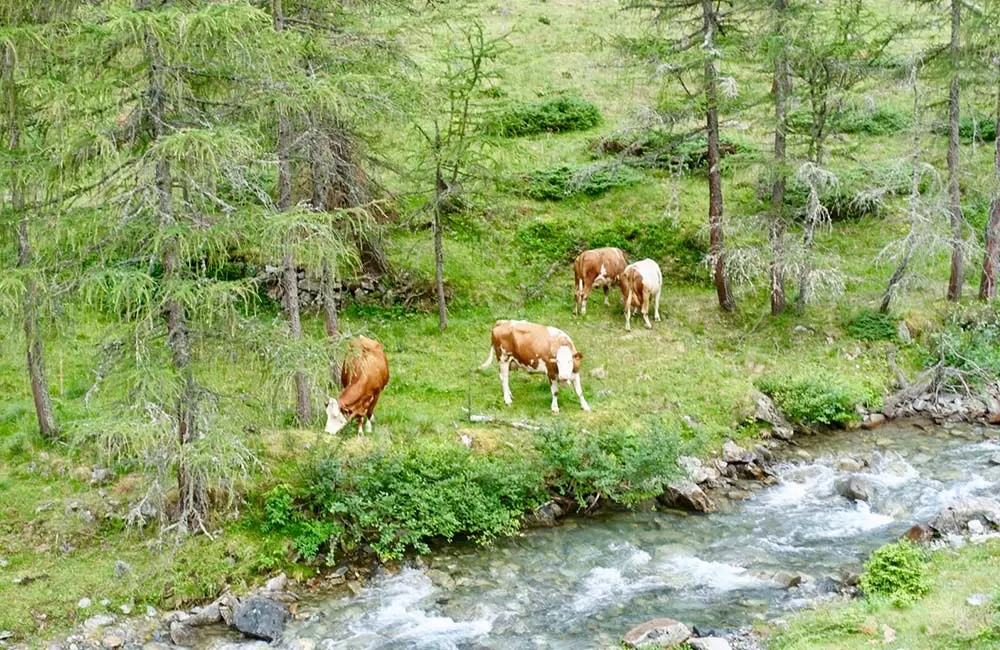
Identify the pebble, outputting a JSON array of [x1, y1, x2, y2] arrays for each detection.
[[102, 635, 124, 649], [77, 598, 92, 609], [967, 593, 989, 607], [0, 557, 8, 568], [145, 606, 157, 618]]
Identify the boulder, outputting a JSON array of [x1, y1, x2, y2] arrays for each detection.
[[861, 413, 887, 430], [188, 602, 222, 627], [660, 481, 716, 513], [771, 571, 804, 589], [721, 440, 754, 464], [989, 453, 1000, 466], [752, 390, 792, 429], [523, 500, 564, 528], [232, 597, 290, 643], [835, 475, 872, 502], [101, 635, 124, 649], [676, 456, 720, 485], [688, 639, 732, 650], [835, 457, 865, 473], [264, 573, 288, 593], [623, 618, 692, 648], [83, 615, 115, 632], [169, 621, 197, 647], [931, 498, 1000, 535]]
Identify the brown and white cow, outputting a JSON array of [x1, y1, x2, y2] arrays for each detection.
[[619, 258, 662, 331], [325, 335, 389, 435], [573, 247, 627, 315], [479, 320, 590, 413]]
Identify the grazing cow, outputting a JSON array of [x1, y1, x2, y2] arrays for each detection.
[[573, 247, 627, 315], [325, 336, 389, 435], [619, 258, 662, 331], [480, 320, 591, 413]]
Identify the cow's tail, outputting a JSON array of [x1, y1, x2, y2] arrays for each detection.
[[479, 344, 496, 371]]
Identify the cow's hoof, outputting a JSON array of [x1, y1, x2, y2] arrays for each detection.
[[581, 404, 592, 412], [551, 408, 560, 414]]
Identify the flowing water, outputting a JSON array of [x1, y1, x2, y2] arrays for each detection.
[[278, 422, 1000, 650]]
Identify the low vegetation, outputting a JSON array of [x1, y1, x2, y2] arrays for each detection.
[[484, 94, 602, 137], [756, 374, 881, 427]]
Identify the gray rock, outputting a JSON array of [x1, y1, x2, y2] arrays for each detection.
[[188, 602, 222, 627], [425, 569, 456, 590], [677, 456, 720, 485], [689, 639, 733, 650], [119, 604, 132, 615], [660, 481, 716, 513], [264, 573, 288, 593], [169, 621, 197, 647], [752, 390, 791, 429], [722, 440, 754, 464], [232, 597, 290, 642], [771, 426, 794, 441], [0, 557, 8, 568], [83, 615, 115, 631], [989, 453, 1000, 466], [862, 413, 887, 430], [523, 501, 564, 528], [77, 597, 92, 609], [771, 571, 804, 589], [0, 631, 12, 641], [835, 475, 872, 502], [931, 497, 1000, 534], [835, 457, 865, 472], [113, 560, 131, 578], [101, 635, 124, 649], [91, 468, 113, 485], [145, 606, 157, 618], [623, 618, 691, 648], [968, 519, 985, 535], [590, 366, 607, 380]]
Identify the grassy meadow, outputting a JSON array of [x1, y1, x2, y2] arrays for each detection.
[[2, 0, 1000, 644]]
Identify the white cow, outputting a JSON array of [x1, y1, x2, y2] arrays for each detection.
[[619, 258, 662, 331]]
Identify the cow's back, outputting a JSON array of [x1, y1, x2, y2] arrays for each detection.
[[341, 336, 389, 391], [575, 247, 626, 281]]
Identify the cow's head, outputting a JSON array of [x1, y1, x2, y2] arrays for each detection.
[[554, 345, 581, 382], [325, 397, 349, 434]]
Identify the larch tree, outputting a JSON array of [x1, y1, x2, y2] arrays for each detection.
[[767, 0, 791, 315], [944, 0, 964, 301], [623, 0, 738, 312], [0, 1, 82, 438]]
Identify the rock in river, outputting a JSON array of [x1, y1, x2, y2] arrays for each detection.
[[931, 497, 1000, 534], [623, 618, 692, 648], [835, 475, 872, 502], [660, 481, 716, 513], [232, 597, 290, 643]]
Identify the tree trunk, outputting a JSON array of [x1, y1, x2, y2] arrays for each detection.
[[433, 127, 448, 330], [881, 64, 922, 313], [5, 42, 58, 438], [979, 60, 1000, 302], [703, 0, 734, 313], [274, 0, 311, 426], [769, 0, 789, 316], [946, 0, 964, 302]]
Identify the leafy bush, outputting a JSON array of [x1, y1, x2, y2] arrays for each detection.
[[519, 163, 644, 200], [256, 443, 546, 561], [485, 95, 602, 137], [787, 106, 911, 137], [846, 309, 897, 342], [756, 373, 880, 426], [515, 215, 707, 282], [859, 541, 930, 606], [591, 129, 758, 171], [782, 161, 916, 222], [932, 114, 998, 143], [536, 423, 682, 507], [925, 305, 1000, 388]]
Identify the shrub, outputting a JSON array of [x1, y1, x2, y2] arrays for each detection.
[[846, 309, 897, 342], [859, 541, 930, 606], [787, 106, 911, 137], [590, 129, 758, 171], [485, 95, 602, 137], [519, 163, 644, 201], [756, 373, 880, 426], [535, 422, 682, 507], [932, 114, 998, 143], [782, 161, 915, 222], [925, 305, 1000, 388], [256, 443, 546, 561]]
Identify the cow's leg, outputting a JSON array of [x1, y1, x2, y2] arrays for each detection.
[[580, 281, 591, 316], [624, 289, 633, 331], [365, 392, 381, 433], [500, 357, 513, 406], [641, 289, 652, 329], [550, 379, 560, 414], [602, 284, 610, 306], [573, 374, 591, 412], [573, 278, 580, 315], [356, 415, 365, 436], [654, 288, 662, 322]]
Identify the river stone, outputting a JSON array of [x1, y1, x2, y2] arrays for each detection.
[[689, 639, 732, 650], [188, 602, 222, 627], [425, 569, 456, 590], [623, 618, 691, 648], [835, 457, 865, 472], [722, 440, 754, 464], [677, 456, 718, 485], [835, 475, 872, 502], [660, 481, 716, 513], [101, 635, 124, 649], [169, 621, 197, 647], [931, 497, 1000, 534], [989, 453, 1000, 466], [83, 615, 115, 631], [862, 413, 886, 430], [524, 501, 564, 528], [232, 597, 290, 642]]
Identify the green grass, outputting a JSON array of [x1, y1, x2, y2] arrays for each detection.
[[767, 541, 1000, 650], [3, 0, 1000, 644]]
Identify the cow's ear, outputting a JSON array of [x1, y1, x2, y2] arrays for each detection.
[[574, 351, 583, 360]]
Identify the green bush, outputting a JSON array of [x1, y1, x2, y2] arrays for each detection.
[[925, 305, 1000, 388], [783, 161, 916, 222], [787, 106, 911, 137], [846, 309, 897, 342], [536, 422, 682, 507], [520, 163, 644, 201], [859, 541, 930, 606], [756, 373, 880, 426], [932, 115, 998, 143], [514, 215, 707, 282], [256, 442, 546, 561], [591, 129, 758, 171], [485, 95, 602, 137]]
